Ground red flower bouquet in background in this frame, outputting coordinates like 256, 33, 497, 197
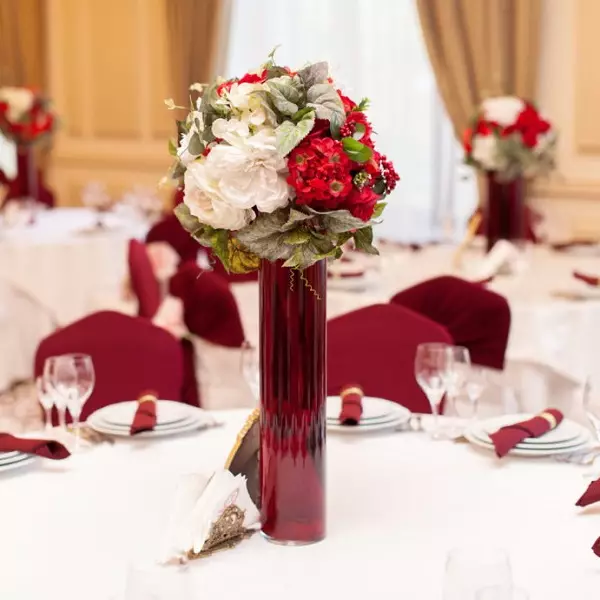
463, 96, 556, 181
0, 87, 57, 146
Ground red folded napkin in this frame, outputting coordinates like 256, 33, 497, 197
339, 384, 364, 425
488, 409, 564, 458
0, 432, 70, 460
573, 271, 600, 287
328, 270, 365, 279
575, 478, 600, 557
130, 391, 158, 435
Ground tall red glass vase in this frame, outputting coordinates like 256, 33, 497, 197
485, 173, 525, 252
259, 259, 326, 545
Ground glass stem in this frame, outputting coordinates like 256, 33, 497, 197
58, 408, 66, 429
44, 408, 52, 430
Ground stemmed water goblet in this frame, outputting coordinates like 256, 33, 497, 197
42, 357, 68, 428
415, 343, 450, 439
46, 354, 95, 450
35, 376, 55, 430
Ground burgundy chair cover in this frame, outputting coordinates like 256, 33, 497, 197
169, 261, 245, 348
0, 150, 55, 208
33, 311, 185, 422
146, 214, 199, 264
327, 303, 454, 413
391, 276, 511, 370
128, 239, 162, 318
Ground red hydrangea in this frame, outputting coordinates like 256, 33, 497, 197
288, 138, 353, 210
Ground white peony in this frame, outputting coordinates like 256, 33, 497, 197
189, 128, 289, 217
226, 82, 264, 111
184, 163, 254, 231
481, 96, 525, 127
471, 134, 505, 171
177, 129, 201, 166
0, 87, 35, 122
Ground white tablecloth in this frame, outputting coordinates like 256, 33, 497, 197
0, 410, 598, 600
233, 245, 600, 413
0, 208, 148, 325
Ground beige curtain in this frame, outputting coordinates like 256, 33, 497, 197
416, 0, 542, 141
165, 0, 231, 104
0, 0, 46, 88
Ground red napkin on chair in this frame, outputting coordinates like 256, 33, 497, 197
130, 392, 158, 435
576, 478, 600, 557
339, 385, 364, 425
488, 409, 564, 458
573, 271, 600, 287
0, 433, 70, 460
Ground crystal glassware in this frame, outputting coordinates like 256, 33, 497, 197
415, 342, 450, 439
42, 357, 67, 428
35, 376, 54, 430
444, 547, 513, 600
463, 365, 487, 421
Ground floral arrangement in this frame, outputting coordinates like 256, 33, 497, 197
0, 87, 57, 146
166, 49, 399, 273
463, 96, 556, 181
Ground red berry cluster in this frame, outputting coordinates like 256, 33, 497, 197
380, 155, 400, 194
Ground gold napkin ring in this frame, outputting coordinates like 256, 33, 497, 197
340, 386, 364, 399
224, 408, 260, 470
540, 411, 558, 429
138, 394, 157, 404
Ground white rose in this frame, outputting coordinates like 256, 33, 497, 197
184, 163, 254, 230
212, 117, 250, 145
472, 134, 505, 171
177, 129, 201, 166
481, 96, 525, 127
202, 130, 289, 213
226, 82, 264, 110
0, 87, 35, 122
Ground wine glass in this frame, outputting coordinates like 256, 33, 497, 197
463, 365, 487, 421
415, 343, 450, 439
444, 547, 513, 600
476, 586, 529, 600
48, 354, 95, 450
443, 346, 471, 414
35, 376, 54, 430
43, 357, 68, 429
240, 341, 260, 401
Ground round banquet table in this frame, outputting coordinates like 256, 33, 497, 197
0, 207, 148, 326
1, 410, 598, 600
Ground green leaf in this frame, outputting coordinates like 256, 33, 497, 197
283, 208, 315, 230
342, 137, 373, 163
372, 177, 386, 195
352, 122, 366, 140
306, 83, 345, 124
236, 211, 295, 262
263, 45, 281, 69
297, 62, 329, 88
265, 67, 290, 79
275, 111, 315, 156
353, 227, 379, 255
176, 120, 187, 139
209, 229, 231, 270
330, 110, 344, 139
355, 97, 370, 112
292, 106, 315, 123
303, 206, 369, 234
371, 202, 387, 220
168, 138, 178, 157
174, 203, 203, 236
187, 132, 204, 156
266, 76, 303, 116
284, 229, 311, 245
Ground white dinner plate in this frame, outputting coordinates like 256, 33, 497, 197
0, 452, 27, 465
472, 414, 585, 446
0, 451, 20, 460
95, 400, 191, 427
91, 413, 198, 432
468, 428, 591, 452
0, 455, 35, 473
326, 396, 409, 422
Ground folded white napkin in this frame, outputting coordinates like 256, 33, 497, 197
161, 469, 259, 563
472, 240, 522, 280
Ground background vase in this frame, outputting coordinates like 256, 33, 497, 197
485, 173, 525, 252
259, 259, 326, 545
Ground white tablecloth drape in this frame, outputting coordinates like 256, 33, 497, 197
0, 411, 597, 600
0, 208, 148, 326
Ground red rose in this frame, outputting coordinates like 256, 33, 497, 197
509, 104, 551, 148
217, 79, 235, 96
337, 90, 357, 113
345, 186, 379, 221
288, 137, 353, 210
306, 118, 330, 140
238, 69, 268, 85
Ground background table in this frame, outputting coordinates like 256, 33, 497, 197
0, 410, 598, 600
0, 207, 148, 325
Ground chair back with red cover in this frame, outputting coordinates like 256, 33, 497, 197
169, 261, 245, 347
128, 239, 162, 318
0, 150, 55, 208
327, 303, 453, 413
391, 276, 511, 370
145, 214, 199, 264
33, 311, 184, 421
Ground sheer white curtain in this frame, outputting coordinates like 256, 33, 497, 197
225, 0, 477, 243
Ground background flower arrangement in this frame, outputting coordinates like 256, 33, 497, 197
0, 87, 57, 146
463, 96, 557, 182
167, 49, 399, 273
